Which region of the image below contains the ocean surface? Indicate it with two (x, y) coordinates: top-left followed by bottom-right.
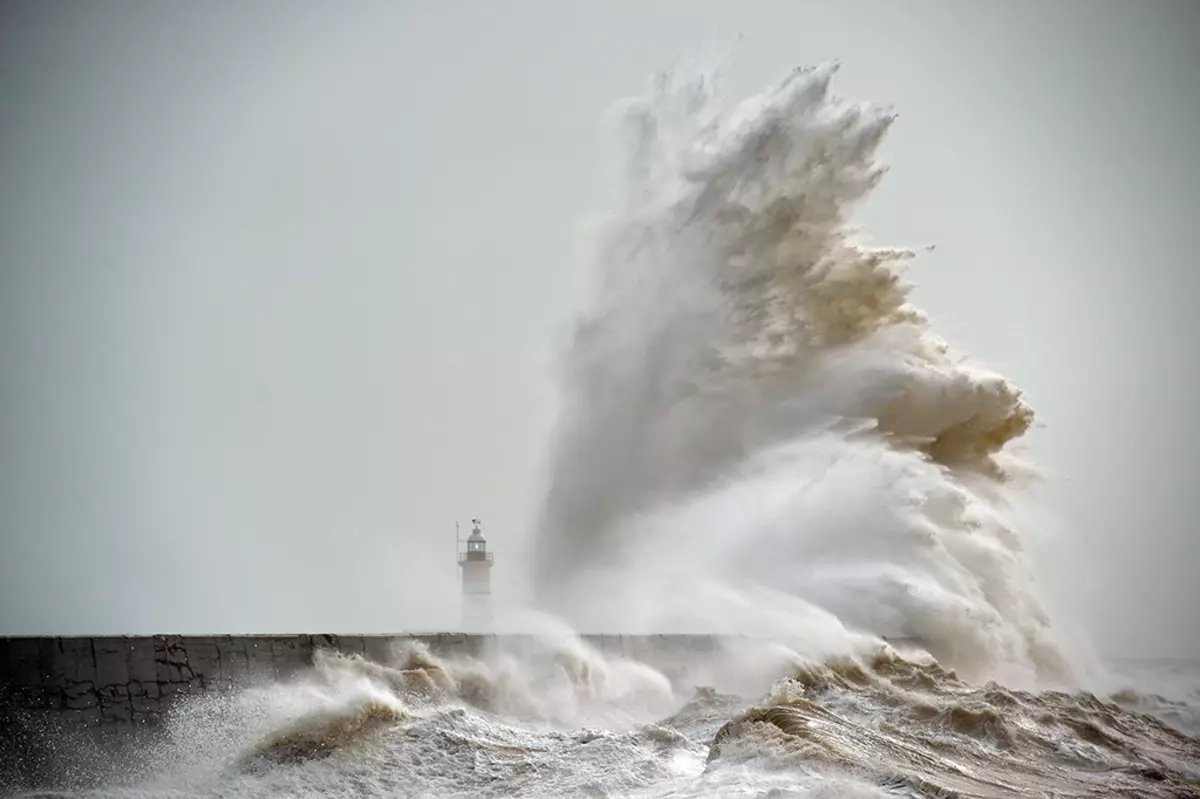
(14, 60), (1200, 797)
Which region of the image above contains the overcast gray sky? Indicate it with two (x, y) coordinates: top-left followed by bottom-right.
(1, 1), (1197, 657)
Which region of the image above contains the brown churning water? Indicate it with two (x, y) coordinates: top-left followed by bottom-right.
(5, 638), (1198, 797)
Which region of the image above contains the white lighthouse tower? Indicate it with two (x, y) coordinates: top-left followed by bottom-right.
(457, 518), (494, 631)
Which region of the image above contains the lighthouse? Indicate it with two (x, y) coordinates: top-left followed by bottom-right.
(457, 518), (494, 631)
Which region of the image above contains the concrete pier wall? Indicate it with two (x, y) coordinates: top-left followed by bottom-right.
(0, 633), (728, 781)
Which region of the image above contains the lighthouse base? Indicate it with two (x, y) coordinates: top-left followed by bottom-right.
(461, 593), (492, 633)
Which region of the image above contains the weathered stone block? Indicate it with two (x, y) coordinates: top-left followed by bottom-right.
(158, 680), (192, 700)
(98, 684), (133, 724)
(52, 638), (96, 686)
(362, 636), (392, 664)
(37, 638), (57, 682)
(154, 636), (193, 684)
(311, 633), (337, 650)
(127, 638), (156, 683)
(99, 683), (129, 701)
(215, 636), (249, 685)
(244, 638), (273, 679)
(63, 681), (98, 710)
(65, 704), (103, 727)
(93, 638), (128, 688)
(8, 638), (43, 687)
(184, 638), (220, 685)
(338, 636), (366, 657)
(129, 680), (160, 700)
(130, 690), (160, 716)
(270, 636), (306, 676)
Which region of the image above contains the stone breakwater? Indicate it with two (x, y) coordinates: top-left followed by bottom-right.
(0, 634), (725, 728)
(0, 633), (726, 786)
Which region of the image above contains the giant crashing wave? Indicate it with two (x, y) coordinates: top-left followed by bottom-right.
(532, 61), (1070, 688)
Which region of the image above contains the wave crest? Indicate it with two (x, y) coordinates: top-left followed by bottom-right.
(708, 650), (1200, 797)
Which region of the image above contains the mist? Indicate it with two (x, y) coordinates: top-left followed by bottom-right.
(1, 1), (1198, 659)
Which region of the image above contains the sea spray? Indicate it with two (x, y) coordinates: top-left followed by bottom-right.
(533, 61), (1069, 686)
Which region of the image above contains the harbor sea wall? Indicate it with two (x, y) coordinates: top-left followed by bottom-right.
(0, 634), (726, 728)
(0, 633), (729, 787)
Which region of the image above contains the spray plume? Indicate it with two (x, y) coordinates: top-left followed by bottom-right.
(533, 62), (1067, 687)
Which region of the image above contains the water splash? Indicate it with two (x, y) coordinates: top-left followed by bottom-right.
(534, 61), (1068, 686)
